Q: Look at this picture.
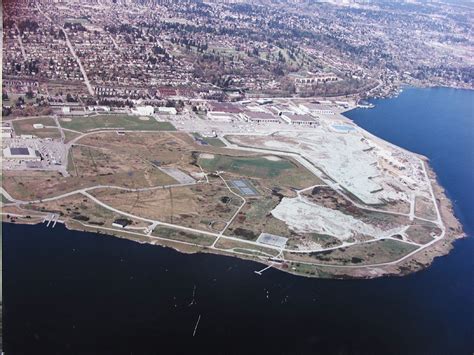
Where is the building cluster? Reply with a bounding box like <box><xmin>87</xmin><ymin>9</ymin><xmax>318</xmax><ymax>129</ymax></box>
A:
<box><xmin>203</xmin><ymin>99</ymin><xmax>345</xmax><ymax>126</ymax></box>
<box><xmin>2</xmin><ymin>0</ymin><xmax>472</xmax><ymax>110</ymax></box>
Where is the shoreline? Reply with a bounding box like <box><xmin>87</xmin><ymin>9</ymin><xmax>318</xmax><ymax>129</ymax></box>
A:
<box><xmin>1</xmin><ymin>92</ymin><xmax>469</xmax><ymax>279</ymax></box>
<box><xmin>2</xmin><ymin>164</ymin><xmax>465</xmax><ymax>279</ymax></box>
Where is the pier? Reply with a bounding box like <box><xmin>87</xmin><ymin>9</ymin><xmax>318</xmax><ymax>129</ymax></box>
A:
<box><xmin>44</xmin><ymin>213</ymin><xmax>59</xmax><ymax>228</ymax></box>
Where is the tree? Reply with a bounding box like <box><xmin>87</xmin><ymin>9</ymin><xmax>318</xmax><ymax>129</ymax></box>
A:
<box><xmin>66</xmin><ymin>93</ymin><xmax>77</xmax><ymax>102</ymax></box>
<box><xmin>2</xmin><ymin>106</ymin><xmax>12</xmax><ymax>117</ymax></box>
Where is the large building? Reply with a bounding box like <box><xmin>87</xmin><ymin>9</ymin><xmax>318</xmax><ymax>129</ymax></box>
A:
<box><xmin>281</xmin><ymin>113</ymin><xmax>318</xmax><ymax>126</ymax></box>
<box><xmin>241</xmin><ymin>111</ymin><xmax>280</xmax><ymax>124</ymax></box>
<box><xmin>3</xmin><ymin>147</ymin><xmax>41</xmax><ymax>161</ymax></box>
<box><xmin>299</xmin><ymin>103</ymin><xmax>335</xmax><ymax>115</ymax></box>
<box><xmin>131</xmin><ymin>105</ymin><xmax>154</xmax><ymax>116</ymax></box>
<box><xmin>1</xmin><ymin>126</ymin><xmax>13</xmax><ymax>138</ymax></box>
<box><xmin>206</xmin><ymin>102</ymin><xmax>243</xmax><ymax>114</ymax></box>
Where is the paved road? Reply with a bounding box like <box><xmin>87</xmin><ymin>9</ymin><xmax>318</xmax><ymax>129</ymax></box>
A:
<box><xmin>61</xmin><ymin>29</ymin><xmax>94</xmax><ymax>96</ymax></box>
<box><xmin>36</xmin><ymin>3</ymin><xmax>94</xmax><ymax>96</ymax></box>
<box><xmin>14</xmin><ymin>23</ymin><xmax>27</xmax><ymax>61</ymax></box>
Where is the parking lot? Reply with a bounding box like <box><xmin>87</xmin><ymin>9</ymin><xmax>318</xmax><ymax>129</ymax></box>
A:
<box><xmin>2</xmin><ymin>137</ymin><xmax>68</xmax><ymax>173</ymax></box>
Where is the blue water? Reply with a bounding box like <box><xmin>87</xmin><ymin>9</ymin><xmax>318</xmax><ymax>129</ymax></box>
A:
<box><xmin>3</xmin><ymin>87</ymin><xmax>474</xmax><ymax>354</ymax></box>
<box><xmin>345</xmin><ymin>87</ymin><xmax>474</xmax><ymax>236</ymax></box>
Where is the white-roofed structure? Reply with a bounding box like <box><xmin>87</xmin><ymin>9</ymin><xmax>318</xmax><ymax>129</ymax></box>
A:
<box><xmin>281</xmin><ymin>113</ymin><xmax>318</xmax><ymax>126</ymax></box>
<box><xmin>157</xmin><ymin>107</ymin><xmax>177</xmax><ymax>115</ymax></box>
<box><xmin>1</xmin><ymin>126</ymin><xmax>13</xmax><ymax>138</ymax></box>
<box><xmin>131</xmin><ymin>105</ymin><xmax>154</xmax><ymax>116</ymax></box>
<box><xmin>241</xmin><ymin>111</ymin><xmax>280</xmax><ymax>123</ymax></box>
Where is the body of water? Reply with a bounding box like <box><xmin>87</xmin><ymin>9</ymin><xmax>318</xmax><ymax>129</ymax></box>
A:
<box><xmin>3</xmin><ymin>87</ymin><xmax>473</xmax><ymax>354</ymax></box>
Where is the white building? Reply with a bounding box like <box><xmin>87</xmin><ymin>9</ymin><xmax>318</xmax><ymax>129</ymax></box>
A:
<box><xmin>281</xmin><ymin>113</ymin><xmax>318</xmax><ymax>126</ymax></box>
<box><xmin>88</xmin><ymin>105</ymin><xmax>111</xmax><ymax>112</ymax></box>
<box><xmin>299</xmin><ymin>103</ymin><xmax>334</xmax><ymax>115</ymax></box>
<box><xmin>256</xmin><ymin>98</ymin><xmax>273</xmax><ymax>105</ymax></box>
<box><xmin>131</xmin><ymin>105</ymin><xmax>154</xmax><ymax>116</ymax></box>
<box><xmin>1</xmin><ymin>126</ymin><xmax>12</xmax><ymax>138</ymax></box>
<box><xmin>207</xmin><ymin>112</ymin><xmax>236</xmax><ymax>122</ymax></box>
<box><xmin>241</xmin><ymin>111</ymin><xmax>280</xmax><ymax>124</ymax></box>
<box><xmin>157</xmin><ymin>107</ymin><xmax>177</xmax><ymax>115</ymax></box>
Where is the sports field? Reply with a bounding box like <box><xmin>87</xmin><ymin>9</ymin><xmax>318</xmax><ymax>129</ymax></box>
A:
<box><xmin>59</xmin><ymin>114</ymin><xmax>176</xmax><ymax>132</ymax></box>
<box><xmin>199</xmin><ymin>154</ymin><xmax>294</xmax><ymax>178</ymax></box>
<box><xmin>12</xmin><ymin>117</ymin><xmax>61</xmax><ymax>139</ymax></box>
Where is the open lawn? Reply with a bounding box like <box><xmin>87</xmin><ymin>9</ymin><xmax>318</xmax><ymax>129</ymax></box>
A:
<box><xmin>199</xmin><ymin>154</ymin><xmax>294</xmax><ymax>178</ymax></box>
<box><xmin>24</xmin><ymin>194</ymin><xmax>150</xmax><ymax>229</ymax></box>
<box><xmin>75</xmin><ymin>132</ymin><xmax>199</xmax><ymax>170</ymax></box>
<box><xmin>227</xmin><ymin>195</ymin><xmax>294</xmax><ymax>241</ymax></box>
<box><xmin>63</xmin><ymin>130</ymin><xmax>82</xmax><ymax>143</ymax></box>
<box><xmin>214</xmin><ymin>238</ymin><xmax>280</xmax><ymax>257</ymax></box>
<box><xmin>12</xmin><ymin>116</ymin><xmax>61</xmax><ymax>139</ymax></box>
<box><xmin>415</xmin><ymin>196</ymin><xmax>438</xmax><ymax>221</ymax></box>
<box><xmin>68</xmin><ymin>145</ymin><xmax>174</xmax><ymax>183</ymax></box>
<box><xmin>152</xmin><ymin>226</ymin><xmax>216</xmax><ymax>246</ymax></box>
<box><xmin>193</xmin><ymin>133</ymin><xmax>227</xmax><ymax>147</ymax></box>
<box><xmin>59</xmin><ymin>114</ymin><xmax>176</xmax><ymax>132</ymax></box>
<box><xmin>90</xmin><ymin>180</ymin><xmax>242</xmax><ymax>233</ymax></box>
<box><xmin>2</xmin><ymin>165</ymin><xmax>175</xmax><ymax>201</ymax></box>
<box><xmin>1</xmin><ymin>194</ymin><xmax>12</xmax><ymax>203</ymax></box>
<box><xmin>405</xmin><ymin>223</ymin><xmax>440</xmax><ymax>244</ymax></box>
<box><xmin>199</xmin><ymin>153</ymin><xmax>324</xmax><ymax>190</ymax></box>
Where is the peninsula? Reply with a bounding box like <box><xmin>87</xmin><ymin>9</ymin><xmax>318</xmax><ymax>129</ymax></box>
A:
<box><xmin>1</xmin><ymin>97</ymin><xmax>464</xmax><ymax>279</ymax></box>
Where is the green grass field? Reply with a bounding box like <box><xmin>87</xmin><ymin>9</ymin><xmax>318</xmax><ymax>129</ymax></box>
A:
<box><xmin>152</xmin><ymin>227</ymin><xmax>216</xmax><ymax>246</ymax></box>
<box><xmin>12</xmin><ymin>117</ymin><xmax>61</xmax><ymax>139</ymax></box>
<box><xmin>63</xmin><ymin>130</ymin><xmax>82</xmax><ymax>143</ymax></box>
<box><xmin>199</xmin><ymin>154</ymin><xmax>294</xmax><ymax>178</ymax></box>
<box><xmin>193</xmin><ymin>133</ymin><xmax>226</xmax><ymax>147</ymax></box>
<box><xmin>1</xmin><ymin>194</ymin><xmax>12</xmax><ymax>203</ymax></box>
<box><xmin>59</xmin><ymin>114</ymin><xmax>176</xmax><ymax>132</ymax></box>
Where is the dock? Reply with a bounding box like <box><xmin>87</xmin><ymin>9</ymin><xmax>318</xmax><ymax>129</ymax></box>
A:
<box><xmin>254</xmin><ymin>264</ymin><xmax>273</xmax><ymax>275</ymax></box>
<box><xmin>44</xmin><ymin>213</ymin><xmax>59</xmax><ymax>228</ymax></box>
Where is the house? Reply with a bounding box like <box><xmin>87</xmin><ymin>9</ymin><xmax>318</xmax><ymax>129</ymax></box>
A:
<box><xmin>112</xmin><ymin>219</ymin><xmax>131</xmax><ymax>228</ymax></box>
